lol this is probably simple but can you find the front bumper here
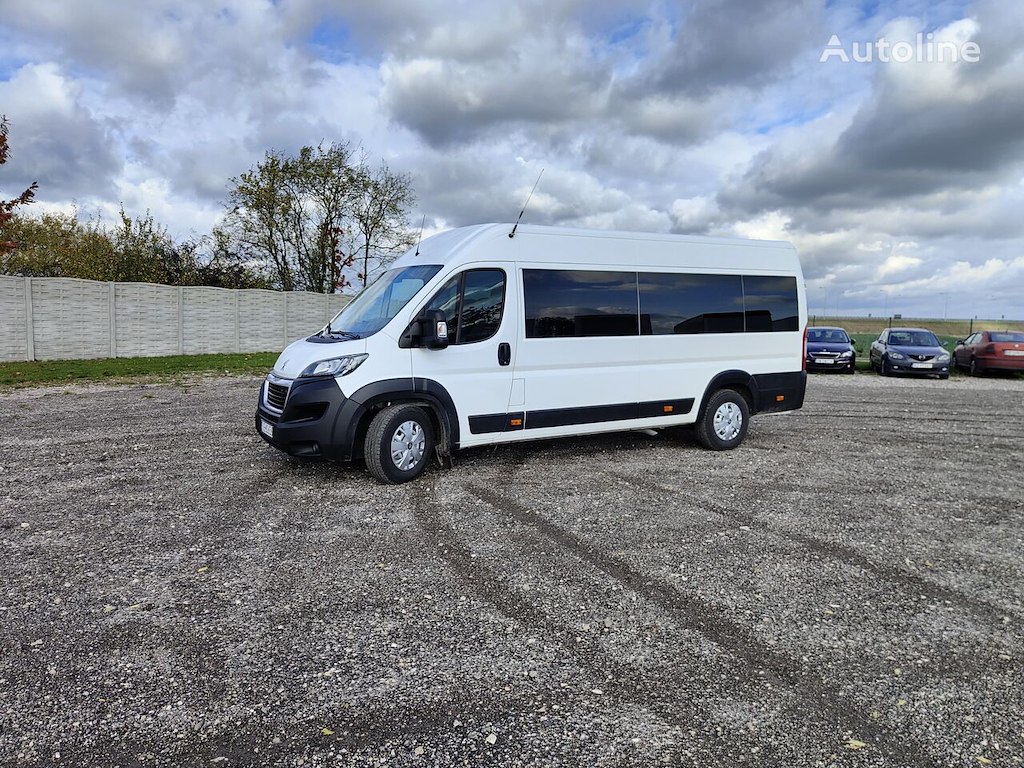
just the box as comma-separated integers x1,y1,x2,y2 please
256,376,352,459
807,356,854,371
888,360,950,375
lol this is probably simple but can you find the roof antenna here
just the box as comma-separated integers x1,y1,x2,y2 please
414,215,426,256
509,168,544,238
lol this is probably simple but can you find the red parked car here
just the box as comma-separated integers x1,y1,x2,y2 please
952,330,1024,374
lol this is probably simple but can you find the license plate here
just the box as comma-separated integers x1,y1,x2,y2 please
1005,350,1024,356
815,358,835,364
911,362,932,368
260,419,274,438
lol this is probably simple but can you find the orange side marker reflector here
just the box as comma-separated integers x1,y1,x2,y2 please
663,405,674,413
510,418,523,427
776,395,785,402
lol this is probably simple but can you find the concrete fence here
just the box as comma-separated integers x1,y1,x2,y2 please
0,276,351,362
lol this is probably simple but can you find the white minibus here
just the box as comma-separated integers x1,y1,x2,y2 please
256,223,807,483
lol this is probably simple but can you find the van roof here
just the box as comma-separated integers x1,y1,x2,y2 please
396,223,800,274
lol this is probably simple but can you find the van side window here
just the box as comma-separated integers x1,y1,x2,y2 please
460,270,506,343
422,269,506,344
639,273,744,334
525,269,799,338
524,270,638,338
743,276,799,332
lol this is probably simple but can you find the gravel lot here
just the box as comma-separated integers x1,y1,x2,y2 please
1,371,1022,767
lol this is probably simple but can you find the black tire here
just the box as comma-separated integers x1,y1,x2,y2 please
845,356,856,374
364,404,435,484
880,356,891,376
695,389,749,451
969,357,979,376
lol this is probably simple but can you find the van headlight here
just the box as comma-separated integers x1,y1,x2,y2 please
299,354,368,378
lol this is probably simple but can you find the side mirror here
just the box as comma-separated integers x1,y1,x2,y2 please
424,310,449,350
400,309,449,349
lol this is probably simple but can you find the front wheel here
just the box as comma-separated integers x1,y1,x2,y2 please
845,356,856,374
880,357,891,376
695,389,749,451
365,404,435,484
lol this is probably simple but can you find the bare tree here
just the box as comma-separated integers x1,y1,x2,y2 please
285,143,358,294
223,151,296,291
348,157,417,289
221,142,415,293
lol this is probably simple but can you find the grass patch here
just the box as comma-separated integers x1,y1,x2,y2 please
0,352,278,388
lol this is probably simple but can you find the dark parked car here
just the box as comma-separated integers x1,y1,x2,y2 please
805,326,856,373
869,327,950,379
952,330,1024,375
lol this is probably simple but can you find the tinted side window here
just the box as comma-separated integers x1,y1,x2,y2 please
639,273,744,334
743,275,799,332
423,275,461,340
524,270,638,338
459,270,505,343
423,269,506,344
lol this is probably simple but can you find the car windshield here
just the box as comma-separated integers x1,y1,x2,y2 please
808,329,848,343
990,332,1024,342
323,264,442,339
890,331,940,347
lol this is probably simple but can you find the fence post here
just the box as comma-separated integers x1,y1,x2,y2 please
109,283,117,358
24,277,35,361
234,290,241,353
283,291,289,349
177,287,184,356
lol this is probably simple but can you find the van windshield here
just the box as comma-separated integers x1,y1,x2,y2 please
324,264,442,339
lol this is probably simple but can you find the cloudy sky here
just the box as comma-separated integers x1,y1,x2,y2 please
1,0,1022,318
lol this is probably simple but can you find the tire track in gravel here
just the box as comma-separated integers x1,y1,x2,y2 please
407,482,767,766
602,469,1021,626
463,480,945,768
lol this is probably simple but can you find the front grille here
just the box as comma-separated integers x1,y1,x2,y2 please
910,354,934,362
266,381,289,411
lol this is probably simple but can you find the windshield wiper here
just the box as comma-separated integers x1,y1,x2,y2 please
327,329,360,339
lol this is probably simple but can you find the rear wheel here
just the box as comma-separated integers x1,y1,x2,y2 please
365,404,435,484
695,389,749,451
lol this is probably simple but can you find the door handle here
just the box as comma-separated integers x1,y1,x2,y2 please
498,342,511,366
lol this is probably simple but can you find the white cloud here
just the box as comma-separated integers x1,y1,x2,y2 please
878,252,924,277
